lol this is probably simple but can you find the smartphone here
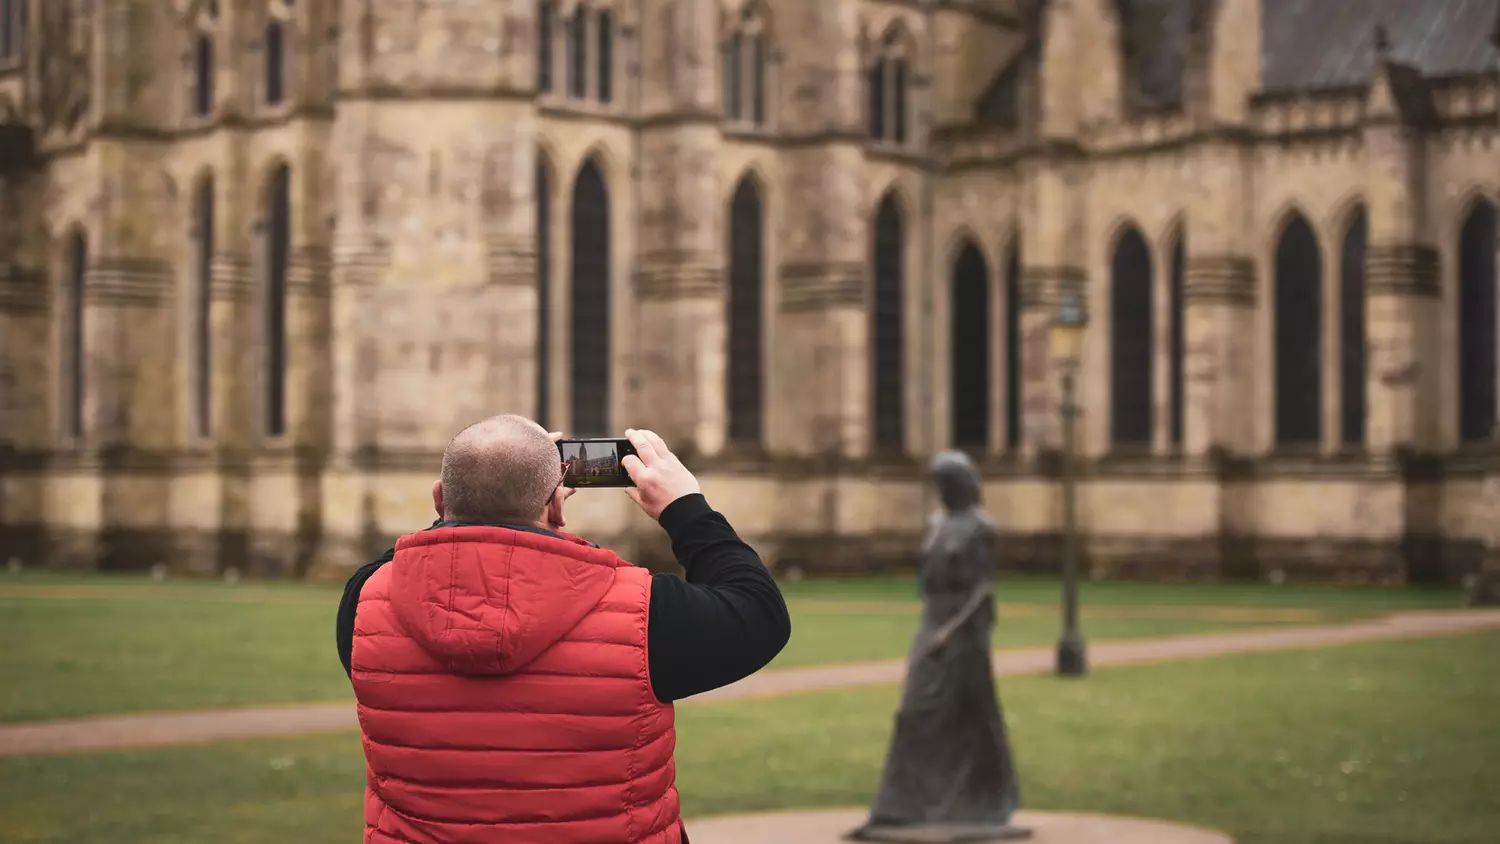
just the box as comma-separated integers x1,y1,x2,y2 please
557,438,638,488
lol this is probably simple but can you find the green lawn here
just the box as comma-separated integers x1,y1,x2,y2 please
3,630,1495,844
0,571,1463,722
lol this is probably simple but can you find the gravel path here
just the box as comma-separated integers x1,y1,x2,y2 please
2,610,1495,758
682,808,1234,844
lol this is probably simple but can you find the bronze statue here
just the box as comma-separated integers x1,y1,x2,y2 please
848,451,1029,843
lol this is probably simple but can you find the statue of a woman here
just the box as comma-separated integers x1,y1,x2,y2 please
848,451,1029,842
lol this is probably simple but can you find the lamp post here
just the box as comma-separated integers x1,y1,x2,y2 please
1051,290,1088,677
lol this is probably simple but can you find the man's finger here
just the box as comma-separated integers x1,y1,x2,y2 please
621,453,646,478
642,429,672,459
625,429,660,465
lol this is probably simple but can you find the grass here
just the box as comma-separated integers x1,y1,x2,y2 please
0,571,1462,722
3,630,1496,844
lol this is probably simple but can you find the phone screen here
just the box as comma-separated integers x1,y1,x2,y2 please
557,438,638,488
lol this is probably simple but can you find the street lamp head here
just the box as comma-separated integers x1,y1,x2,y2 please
1050,290,1087,368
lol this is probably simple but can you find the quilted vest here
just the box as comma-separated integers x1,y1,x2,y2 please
351,525,682,844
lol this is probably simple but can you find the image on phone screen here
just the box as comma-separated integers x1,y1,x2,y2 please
557,438,638,488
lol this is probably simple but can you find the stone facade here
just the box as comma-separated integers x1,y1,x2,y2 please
1,0,1500,600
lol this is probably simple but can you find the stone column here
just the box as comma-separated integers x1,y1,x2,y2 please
88,140,179,571
636,0,723,453
1016,163,1084,456
1362,71,1440,453
771,1,866,460
1180,140,1256,457
317,0,540,571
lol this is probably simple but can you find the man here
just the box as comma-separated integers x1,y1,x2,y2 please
336,417,791,844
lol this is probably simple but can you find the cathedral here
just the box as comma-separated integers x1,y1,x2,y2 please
1,0,1498,601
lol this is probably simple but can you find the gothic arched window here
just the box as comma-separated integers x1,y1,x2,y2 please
192,175,215,438
1167,226,1185,448
1459,198,1497,443
866,27,912,144
264,21,286,104
950,240,989,450
263,163,291,438
723,3,770,127
1109,223,1154,448
596,7,614,103
566,4,588,99
871,190,906,451
570,158,611,436
64,228,87,440
536,157,553,429
1003,237,1022,450
1273,211,1323,447
1339,205,1367,448
538,0,555,93
726,174,766,445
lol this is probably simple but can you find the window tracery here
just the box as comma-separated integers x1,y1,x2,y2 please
866,25,912,145
722,2,770,127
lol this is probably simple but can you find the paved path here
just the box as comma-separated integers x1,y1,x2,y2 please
2,610,1496,758
684,808,1233,844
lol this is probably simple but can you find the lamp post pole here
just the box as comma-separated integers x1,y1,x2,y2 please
1056,363,1086,676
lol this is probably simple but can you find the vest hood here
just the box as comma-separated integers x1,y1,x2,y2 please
386,525,627,676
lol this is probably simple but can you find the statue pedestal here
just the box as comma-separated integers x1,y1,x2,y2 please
685,809,1234,844
847,821,1032,842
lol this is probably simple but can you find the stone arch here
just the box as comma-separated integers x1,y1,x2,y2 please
726,173,765,445
1458,196,1497,442
62,225,88,440
1273,209,1323,447
261,161,291,437
1001,230,1023,451
570,156,611,436
1338,203,1367,448
1166,221,1186,448
1109,221,1154,447
870,189,906,451
950,237,990,450
535,149,554,429
191,171,215,438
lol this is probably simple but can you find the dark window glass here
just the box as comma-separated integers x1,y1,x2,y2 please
566,6,587,99
66,230,87,440
866,60,885,139
871,192,905,450
537,0,553,93
536,160,551,429
195,177,215,437
723,34,741,120
570,159,610,436
265,165,291,437
1459,199,1497,442
1,0,15,60
1003,240,1022,450
264,22,285,104
891,58,908,144
1109,225,1154,447
1273,212,1323,447
1168,231,1185,448
749,33,766,125
1339,208,1367,448
950,242,990,450
727,176,765,445
596,8,613,103
194,33,214,116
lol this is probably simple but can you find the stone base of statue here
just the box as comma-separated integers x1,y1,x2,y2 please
846,820,1033,842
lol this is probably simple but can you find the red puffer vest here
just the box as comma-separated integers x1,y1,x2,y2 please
351,525,683,844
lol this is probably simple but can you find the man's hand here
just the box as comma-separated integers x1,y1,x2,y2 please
545,431,575,531
620,428,701,521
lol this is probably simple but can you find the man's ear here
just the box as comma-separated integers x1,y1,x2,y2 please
431,479,444,520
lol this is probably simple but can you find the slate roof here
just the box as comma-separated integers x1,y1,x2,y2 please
1260,0,1500,94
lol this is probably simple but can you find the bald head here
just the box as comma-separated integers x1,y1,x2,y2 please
438,415,561,525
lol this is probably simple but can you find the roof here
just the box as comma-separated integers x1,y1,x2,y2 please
1261,0,1500,93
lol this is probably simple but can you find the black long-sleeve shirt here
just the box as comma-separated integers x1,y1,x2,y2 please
336,494,791,703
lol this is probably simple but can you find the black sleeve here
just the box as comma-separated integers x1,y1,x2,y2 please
647,494,791,703
336,549,394,679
